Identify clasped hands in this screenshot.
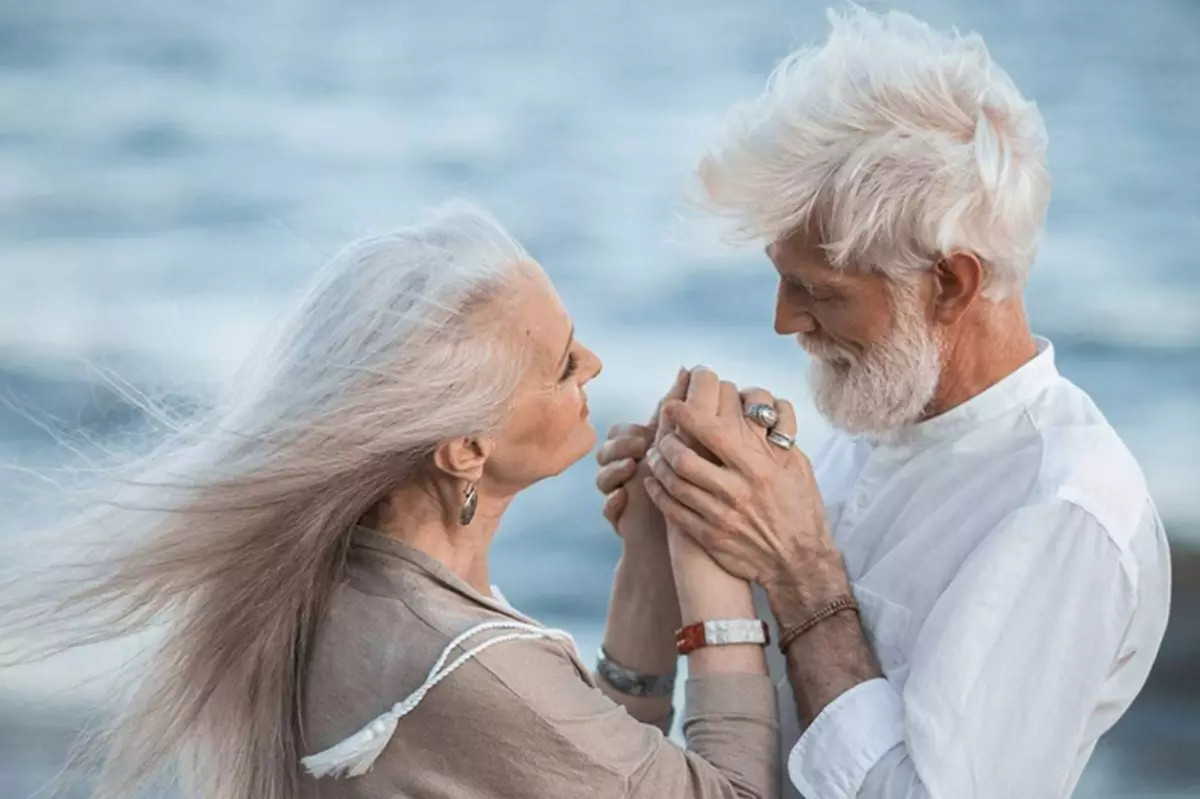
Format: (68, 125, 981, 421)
(596, 366, 848, 617)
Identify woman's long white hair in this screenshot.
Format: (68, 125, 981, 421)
(699, 5, 1052, 298)
(0, 202, 533, 798)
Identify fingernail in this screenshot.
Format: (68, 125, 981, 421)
(642, 476, 655, 491)
(646, 447, 659, 464)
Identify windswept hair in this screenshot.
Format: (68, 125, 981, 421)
(0, 202, 534, 798)
(698, 5, 1052, 298)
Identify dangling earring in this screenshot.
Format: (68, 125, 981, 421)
(459, 483, 478, 526)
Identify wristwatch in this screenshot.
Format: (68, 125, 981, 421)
(675, 619, 770, 655)
(596, 647, 677, 698)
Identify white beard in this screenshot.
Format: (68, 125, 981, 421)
(802, 283, 942, 439)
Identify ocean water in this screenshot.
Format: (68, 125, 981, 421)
(0, 0, 1197, 795)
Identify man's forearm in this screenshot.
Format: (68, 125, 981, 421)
(766, 553, 880, 726)
(597, 543, 682, 724)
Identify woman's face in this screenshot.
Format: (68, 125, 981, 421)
(484, 264, 602, 491)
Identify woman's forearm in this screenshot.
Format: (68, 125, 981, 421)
(669, 528, 767, 677)
(598, 539, 681, 724)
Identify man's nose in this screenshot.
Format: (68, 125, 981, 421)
(774, 298, 818, 336)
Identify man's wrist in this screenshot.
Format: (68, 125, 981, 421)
(762, 548, 853, 629)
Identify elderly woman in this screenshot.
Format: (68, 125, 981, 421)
(3, 203, 779, 799)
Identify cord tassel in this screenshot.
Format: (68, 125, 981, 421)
(302, 620, 571, 778)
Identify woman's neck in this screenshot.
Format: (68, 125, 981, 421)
(369, 482, 511, 596)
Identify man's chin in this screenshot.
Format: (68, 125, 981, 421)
(808, 366, 921, 438)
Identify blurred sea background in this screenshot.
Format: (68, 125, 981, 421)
(0, 0, 1196, 796)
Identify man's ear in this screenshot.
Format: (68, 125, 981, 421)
(432, 436, 493, 482)
(931, 251, 984, 326)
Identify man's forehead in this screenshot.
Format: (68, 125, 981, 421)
(767, 233, 840, 281)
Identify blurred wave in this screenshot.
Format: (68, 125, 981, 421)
(1, 0, 1197, 795)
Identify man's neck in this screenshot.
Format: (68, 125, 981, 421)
(926, 298, 1038, 419)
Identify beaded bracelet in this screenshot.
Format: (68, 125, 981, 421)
(777, 596, 860, 653)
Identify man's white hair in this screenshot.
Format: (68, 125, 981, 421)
(699, 5, 1051, 299)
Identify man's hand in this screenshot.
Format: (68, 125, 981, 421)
(643, 369, 850, 616)
(595, 368, 689, 541)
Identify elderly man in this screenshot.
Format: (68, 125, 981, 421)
(594, 8, 1170, 799)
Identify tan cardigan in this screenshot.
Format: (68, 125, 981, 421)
(299, 527, 780, 798)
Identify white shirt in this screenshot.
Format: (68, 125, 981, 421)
(781, 338, 1172, 799)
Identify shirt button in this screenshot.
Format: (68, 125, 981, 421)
(856, 493, 870, 509)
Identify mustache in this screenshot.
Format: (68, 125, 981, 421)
(797, 333, 857, 364)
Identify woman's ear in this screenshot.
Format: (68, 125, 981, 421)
(931, 251, 984, 326)
(432, 436, 493, 482)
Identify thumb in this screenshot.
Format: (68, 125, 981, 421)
(647, 367, 691, 430)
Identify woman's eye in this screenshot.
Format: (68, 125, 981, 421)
(561, 353, 579, 380)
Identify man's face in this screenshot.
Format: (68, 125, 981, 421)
(766, 232, 943, 437)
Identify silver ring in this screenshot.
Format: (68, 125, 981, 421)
(766, 429, 795, 450)
(745, 403, 779, 430)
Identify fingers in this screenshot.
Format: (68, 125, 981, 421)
(718, 380, 742, 419)
(645, 448, 728, 522)
(685, 367, 721, 417)
(605, 422, 652, 444)
(773, 398, 798, 439)
(661, 400, 730, 465)
(596, 458, 639, 494)
(740, 387, 778, 434)
(602, 488, 628, 528)
(644, 475, 722, 544)
(651, 434, 743, 505)
(648, 367, 692, 429)
(596, 427, 650, 466)
(739, 386, 777, 411)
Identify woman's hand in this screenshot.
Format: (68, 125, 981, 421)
(595, 369, 691, 717)
(652, 368, 764, 677)
(644, 371, 849, 623)
(595, 368, 690, 545)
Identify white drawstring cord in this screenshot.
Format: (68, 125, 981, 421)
(301, 620, 572, 779)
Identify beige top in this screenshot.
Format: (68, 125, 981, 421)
(300, 527, 780, 798)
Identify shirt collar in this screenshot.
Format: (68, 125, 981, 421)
(348, 525, 538, 625)
(873, 336, 1058, 454)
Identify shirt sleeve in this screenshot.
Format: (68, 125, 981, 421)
(787, 500, 1141, 799)
(369, 633, 780, 799)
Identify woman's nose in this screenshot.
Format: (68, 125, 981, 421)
(579, 346, 602, 383)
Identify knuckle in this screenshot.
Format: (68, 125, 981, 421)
(718, 506, 741, 531)
(728, 483, 752, 512)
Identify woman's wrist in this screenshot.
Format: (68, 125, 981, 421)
(667, 528, 767, 676)
(668, 528, 754, 622)
(603, 547, 681, 678)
